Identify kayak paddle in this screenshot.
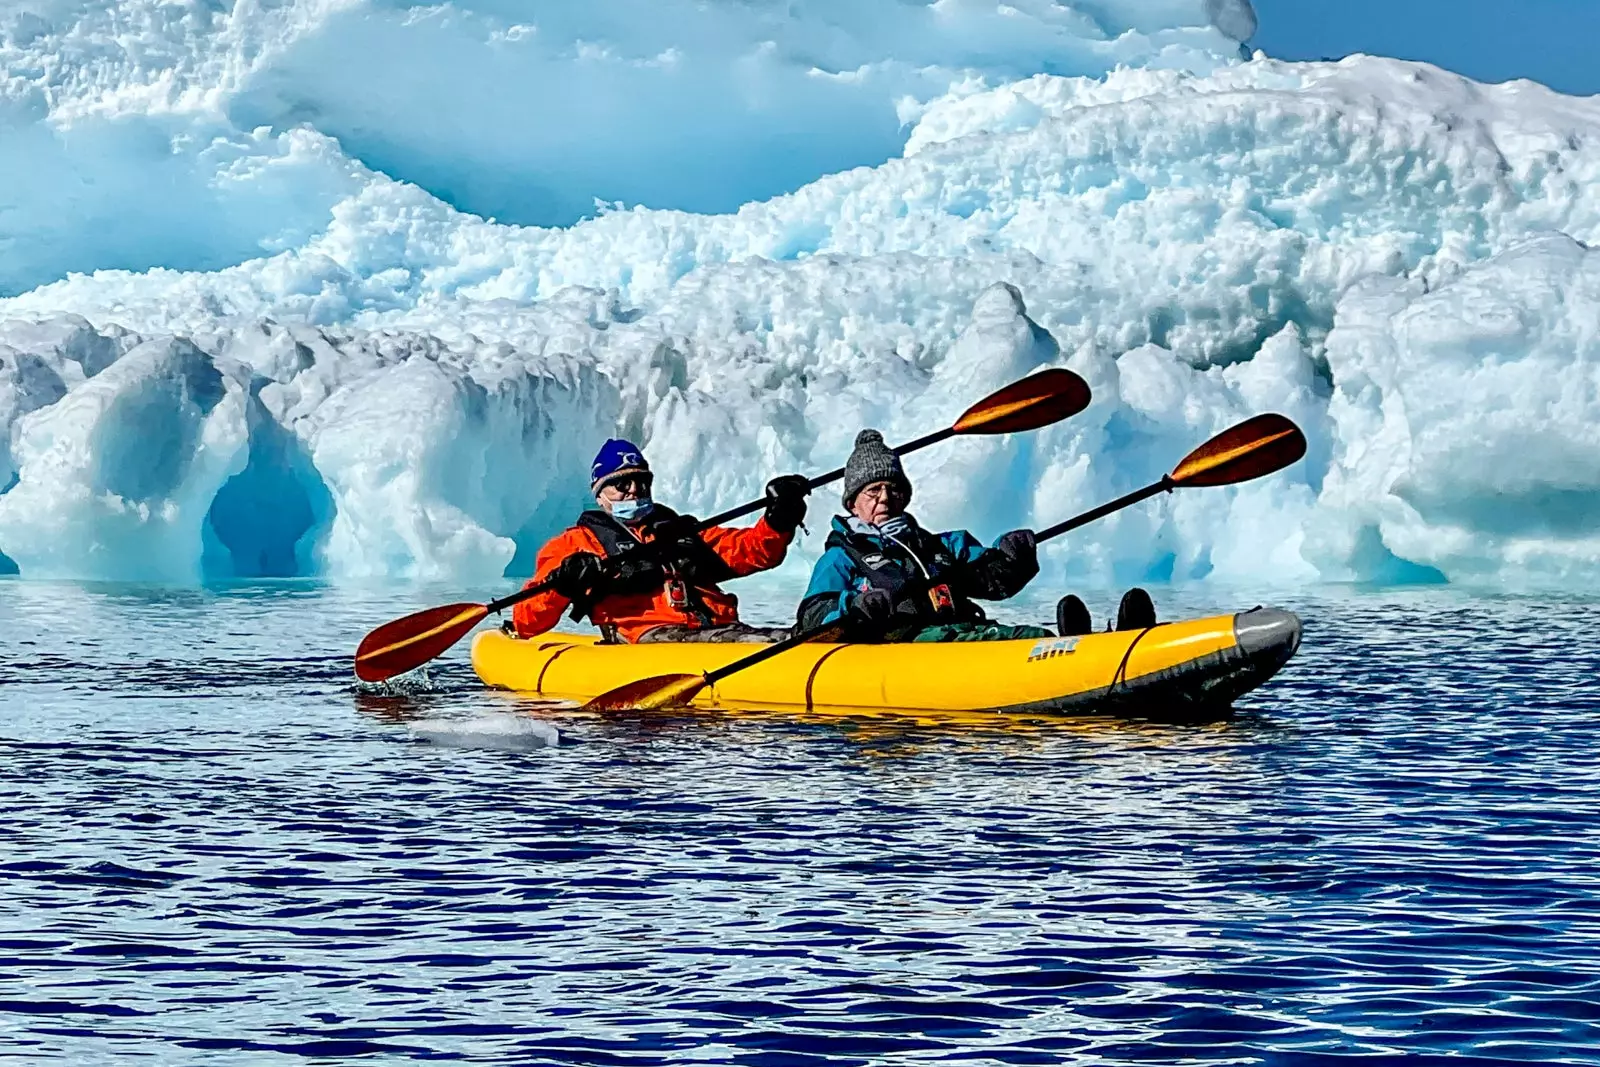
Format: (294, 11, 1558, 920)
(353, 368, 1092, 683)
(583, 412, 1307, 712)
(1033, 412, 1308, 542)
(695, 367, 1092, 527)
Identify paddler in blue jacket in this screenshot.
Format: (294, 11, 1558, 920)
(796, 429, 1156, 641)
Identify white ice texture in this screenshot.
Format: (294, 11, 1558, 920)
(406, 715, 561, 751)
(2, 0, 1598, 588)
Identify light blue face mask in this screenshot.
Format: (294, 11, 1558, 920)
(610, 496, 655, 522)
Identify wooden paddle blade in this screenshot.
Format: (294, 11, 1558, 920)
(952, 368, 1091, 436)
(354, 602, 489, 683)
(1171, 413, 1307, 488)
(583, 673, 709, 712)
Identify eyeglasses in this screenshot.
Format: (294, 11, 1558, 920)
(856, 482, 905, 501)
(602, 475, 652, 496)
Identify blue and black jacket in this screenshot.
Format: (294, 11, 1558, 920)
(796, 515, 1037, 638)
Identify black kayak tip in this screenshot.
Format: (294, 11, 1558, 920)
(1234, 606, 1302, 664)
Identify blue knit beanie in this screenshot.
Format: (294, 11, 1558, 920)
(590, 439, 651, 493)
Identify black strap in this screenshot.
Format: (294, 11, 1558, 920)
(824, 528, 919, 603)
(569, 507, 729, 624)
(823, 522, 979, 623)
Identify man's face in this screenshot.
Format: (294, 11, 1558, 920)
(850, 480, 908, 525)
(597, 474, 652, 513)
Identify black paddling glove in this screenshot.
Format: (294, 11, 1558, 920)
(651, 514, 702, 545)
(763, 474, 811, 534)
(848, 588, 895, 625)
(966, 529, 1039, 599)
(996, 528, 1038, 571)
(550, 552, 606, 601)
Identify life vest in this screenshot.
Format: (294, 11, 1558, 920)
(571, 506, 736, 628)
(824, 522, 984, 623)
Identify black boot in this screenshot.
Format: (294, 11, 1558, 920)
(1055, 594, 1092, 637)
(1116, 587, 1156, 631)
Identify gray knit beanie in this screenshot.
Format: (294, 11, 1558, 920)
(841, 429, 911, 508)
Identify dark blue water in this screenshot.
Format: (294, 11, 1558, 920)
(2, 580, 1598, 1064)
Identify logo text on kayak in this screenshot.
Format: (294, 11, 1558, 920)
(1027, 637, 1079, 663)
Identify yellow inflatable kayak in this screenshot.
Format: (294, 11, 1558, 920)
(471, 607, 1301, 717)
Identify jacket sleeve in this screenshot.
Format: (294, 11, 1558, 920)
(700, 516, 792, 578)
(511, 531, 584, 637)
(796, 546, 858, 630)
(944, 529, 1036, 601)
(942, 530, 990, 565)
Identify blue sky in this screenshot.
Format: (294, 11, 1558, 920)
(1251, 0, 1600, 98)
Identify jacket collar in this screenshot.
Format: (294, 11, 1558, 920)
(830, 513, 921, 542)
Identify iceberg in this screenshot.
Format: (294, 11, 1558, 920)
(1313, 234, 1600, 583)
(0, 0, 1251, 296)
(2, 0, 1599, 588)
(0, 335, 251, 581)
(0, 320, 615, 580)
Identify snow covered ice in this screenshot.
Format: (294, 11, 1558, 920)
(2, 0, 1598, 587)
(0, 319, 614, 580)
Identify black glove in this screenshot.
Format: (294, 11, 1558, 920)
(763, 474, 811, 534)
(995, 528, 1038, 571)
(651, 513, 702, 546)
(548, 551, 606, 601)
(964, 529, 1039, 600)
(848, 588, 895, 626)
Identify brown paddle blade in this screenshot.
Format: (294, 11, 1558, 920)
(354, 602, 489, 683)
(583, 673, 709, 712)
(1171, 413, 1307, 488)
(952, 368, 1091, 436)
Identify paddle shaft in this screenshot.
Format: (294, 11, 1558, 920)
(363, 368, 1094, 685)
(487, 578, 555, 614)
(698, 426, 955, 527)
(703, 621, 846, 686)
(1034, 476, 1174, 543)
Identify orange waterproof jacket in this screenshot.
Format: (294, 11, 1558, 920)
(512, 509, 792, 644)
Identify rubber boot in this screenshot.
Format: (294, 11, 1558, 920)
(1115, 587, 1156, 631)
(1055, 595, 1092, 637)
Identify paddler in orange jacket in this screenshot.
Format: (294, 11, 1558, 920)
(512, 438, 810, 644)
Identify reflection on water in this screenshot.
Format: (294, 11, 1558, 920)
(2, 579, 1598, 1062)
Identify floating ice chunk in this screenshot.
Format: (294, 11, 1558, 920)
(407, 714, 560, 751)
